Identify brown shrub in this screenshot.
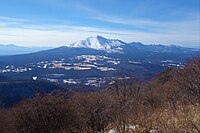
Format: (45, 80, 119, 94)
(11, 91, 75, 133)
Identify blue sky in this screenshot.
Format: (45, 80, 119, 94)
(0, 0, 199, 47)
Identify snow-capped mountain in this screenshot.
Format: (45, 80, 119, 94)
(66, 36, 126, 52)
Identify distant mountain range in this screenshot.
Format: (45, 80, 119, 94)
(0, 44, 52, 55)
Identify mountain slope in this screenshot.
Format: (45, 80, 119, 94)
(0, 47, 106, 65)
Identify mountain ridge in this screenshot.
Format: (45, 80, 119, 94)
(65, 36, 198, 53)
